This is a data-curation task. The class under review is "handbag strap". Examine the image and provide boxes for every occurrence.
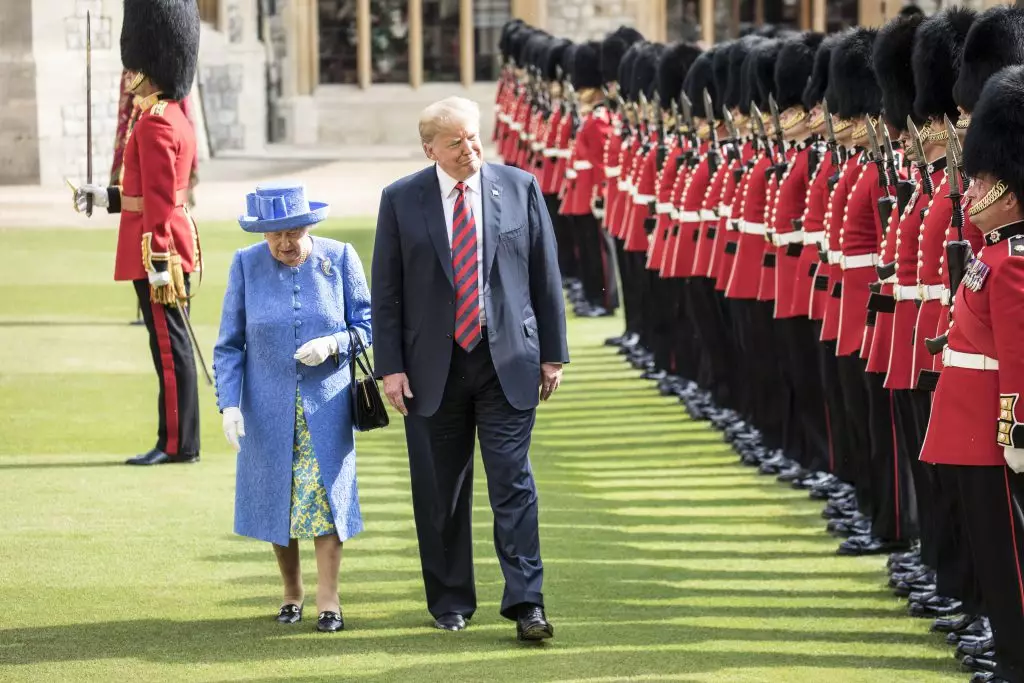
[348,330,375,381]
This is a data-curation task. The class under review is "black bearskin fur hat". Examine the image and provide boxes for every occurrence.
[632,43,665,101]
[571,40,604,90]
[873,13,923,130]
[805,33,839,112]
[775,32,824,111]
[601,26,645,84]
[619,41,646,101]
[829,28,882,119]
[685,49,718,118]
[544,39,572,81]
[499,20,525,60]
[963,64,1024,203]
[913,7,975,122]
[712,41,734,109]
[753,39,783,110]
[560,43,577,83]
[953,6,1024,114]
[727,37,763,110]
[121,0,200,100]
[657,42,703,106]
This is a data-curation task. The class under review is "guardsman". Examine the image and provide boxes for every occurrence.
[539,39,577,287]
[494,20,525,150]
[922,58,1024,683]
[73,0,201,465]
[500,28,536,166]
[560,41,615,318]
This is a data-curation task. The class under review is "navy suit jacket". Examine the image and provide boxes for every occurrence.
[371,162,569,416]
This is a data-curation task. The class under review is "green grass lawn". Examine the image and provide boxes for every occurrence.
[0,221,962,682]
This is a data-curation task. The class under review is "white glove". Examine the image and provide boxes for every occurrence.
[294,335,339,366]
[1004,447,1024,474]
[222,407,245,452]
[74,183,109,212]
[148,269,172,286]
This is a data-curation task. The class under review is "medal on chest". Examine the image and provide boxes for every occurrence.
[963,256,991,292]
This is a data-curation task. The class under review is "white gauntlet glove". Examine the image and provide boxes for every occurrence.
[294,335,340,366]
[74,183,109,212]
[1004,447,1024,474]
[222,407,245,452]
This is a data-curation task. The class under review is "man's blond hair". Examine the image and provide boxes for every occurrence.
[419,96,481,144]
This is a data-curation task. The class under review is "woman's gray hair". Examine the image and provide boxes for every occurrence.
[419,96,481,144]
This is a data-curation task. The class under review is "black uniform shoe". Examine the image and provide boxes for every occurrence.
[516,604,553,641]
[958,637,996,658]
[961,656,997,673]
[434,613,467,631]
[837,535,910,556]
[276,604,302,624]
[909,595,963,618]
[932,613,976,634]
[971,672,1012,683]
[126,448,199,465]
[946,616,991,644]
[316,610,344,632]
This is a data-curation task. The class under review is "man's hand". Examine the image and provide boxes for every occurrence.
[294,335,339,366]
[73,183,109,213]
[1005,447,1024,474]
[383,372,414,416]
[540,363,563,401]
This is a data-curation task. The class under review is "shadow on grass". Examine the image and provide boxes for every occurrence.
[0,460,125,471]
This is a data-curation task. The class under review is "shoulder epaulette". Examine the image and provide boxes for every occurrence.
[1008,234,1024,257]
[150,101,168,117]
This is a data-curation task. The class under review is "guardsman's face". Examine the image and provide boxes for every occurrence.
[424,122,484,182]
[964,172,1019,233]
[265,228,311,266]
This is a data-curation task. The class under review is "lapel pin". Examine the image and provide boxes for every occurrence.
[491,188,500,197]
[321,258,333,276]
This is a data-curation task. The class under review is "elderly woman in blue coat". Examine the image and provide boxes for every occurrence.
[213,182,372,633]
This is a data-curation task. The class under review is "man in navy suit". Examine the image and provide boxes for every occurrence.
[371,96,569,640]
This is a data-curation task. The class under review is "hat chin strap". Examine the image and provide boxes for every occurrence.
[968,180,1008,218]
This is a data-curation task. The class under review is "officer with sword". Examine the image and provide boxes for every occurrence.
[71,0,206,466]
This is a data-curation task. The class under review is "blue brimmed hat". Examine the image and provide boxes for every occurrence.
[238,182,330,233]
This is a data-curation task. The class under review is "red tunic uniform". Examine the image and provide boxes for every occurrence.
[768,144,812,317]
[712,143,755,290]
[693,161,731,278]
[561,107,611,216]
[625,141,659,254]
[668,152,714,279]
[864,198,901,374]
[602,127,625,234]
[793,146,833,319]
[113,97,198,282]
[821,155,866,342]
[726,154,773,299]
[647,138,680,271]
[913,181,954,383]
[920,226,1024,466]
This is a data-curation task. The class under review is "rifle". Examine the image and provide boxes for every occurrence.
[883,123,914,216]
[866,118,896,234]
[85,11,94,217]
[924,115,973,356]
[750,103,774,167]
[680,92,698,153]
[768,94,788,180]
[703,89,721,174]
[906,117,934,197]
[722,108,741,164]
[655,96,668,171]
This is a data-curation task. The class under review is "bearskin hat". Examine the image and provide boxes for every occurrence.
[829,28,881,119]
[524,33,550,74]
[953,6,1024,113]
[726,37,763,111]
[601,26,645,84]
[685,49,718,118]
[631,43,665,101]
[657,42,703,106]
[804,33,839,112]
[499,19,525,60]
[775,32,824,111]
[571,40,603,90]
[873,13,923,130]
[619,41,646,101]
[753,39,783,109]
[712,41,734,108]
[962,65,1024,203]
[507,25,535,67]
[121,0,200,100]
[912,7,975,122]
[544,39,572,82]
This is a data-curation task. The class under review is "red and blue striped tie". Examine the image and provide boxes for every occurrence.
[452,181,481,351]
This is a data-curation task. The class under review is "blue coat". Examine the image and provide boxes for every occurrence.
[213,237,373,547]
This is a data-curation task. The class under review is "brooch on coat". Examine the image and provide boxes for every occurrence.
[963,257,991,292]
[321,258,333,276]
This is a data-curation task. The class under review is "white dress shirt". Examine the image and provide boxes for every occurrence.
[436,164,486,326]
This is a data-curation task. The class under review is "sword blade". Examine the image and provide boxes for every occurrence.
[85,11,93,217]
[176,301,214,386]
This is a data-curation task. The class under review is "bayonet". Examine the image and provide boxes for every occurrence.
[945,114,965,239]
[907,116,933,196]
[768,94,787,158]
[751,103,774,164]
[703,88,721,172]
[865,118,896,232]
[881,123,900,187]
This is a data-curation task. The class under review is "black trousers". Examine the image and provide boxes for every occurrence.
[133,278,200,458]
[895,389,935,563]
[403,338,543,621]
[864,372,918,542]
[955,465,1024,682]
[572,214,611,309]
[930,463,984,613]
[600,226,621,312]
[781,317,829,473]
[616,240,642,337]
[836,355,872,512]
[648,272,674,373]
[672,279,699,383]
[689,279,736,409]
[817,337,850,479]
[545,195,577,283]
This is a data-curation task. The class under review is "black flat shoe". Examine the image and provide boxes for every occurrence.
[126,448,199,466]
[434,613,467,631]
[276,604,302,624]
[317,610,344,632]
[516,604,553,642]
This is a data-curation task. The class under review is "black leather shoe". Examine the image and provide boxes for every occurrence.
[316,610,344,632]
[958,637,996,658]
[962,656,997,673]
[947,616,991,644]
[125,448,199,465]
[837,535,910,556]
[971,672,1012,683]
[932,613,976,634]
[516,604,553,641]
[434,613,467,631]
[909,595,963,618]
[276,604,302,624]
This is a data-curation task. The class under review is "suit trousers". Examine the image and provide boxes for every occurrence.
[133,277,200,458]
[403,337,544,621]
[955,465,1024,683]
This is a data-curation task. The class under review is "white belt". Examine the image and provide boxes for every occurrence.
[605,166,621,177]
[633,193,655,205]
[920,283,944,301]
[555,149,572,159]
[828,250,843,265]
[498,113,510,123]
[802,231,825,245]
[943,348,999,371]
[509,122,523,131]
[526,133,536,141]
[893,284,919,302]
[565,169,578,180]
[842,253,879,270]
[655,202,674,215]
[519,132,528,140]
[531,142,544,152]
[773,231,805,246]
[542,149,558,158]
[718,205,732,218]
[882,274,898,284]
[941,287,952,306]
[740,221,766,236]
[678,210,700,223]
[670,209,680,220]
[617,180,630,191]
[573,160,593,170]
[700,209,717,221]
[728,219,741,231]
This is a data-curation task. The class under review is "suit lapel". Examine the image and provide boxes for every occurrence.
[418,167,454,287]
[481,163,502,286]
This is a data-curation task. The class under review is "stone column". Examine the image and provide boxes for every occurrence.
[0,0,40,184]
[277,0,319,144]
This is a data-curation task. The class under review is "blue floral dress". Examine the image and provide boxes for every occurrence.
[290,389,336,539]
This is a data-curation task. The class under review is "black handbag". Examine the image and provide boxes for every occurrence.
[348,332,389,431]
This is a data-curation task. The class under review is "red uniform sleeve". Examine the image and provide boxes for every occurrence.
[136,113,179,268]
[992,248,1024,448]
